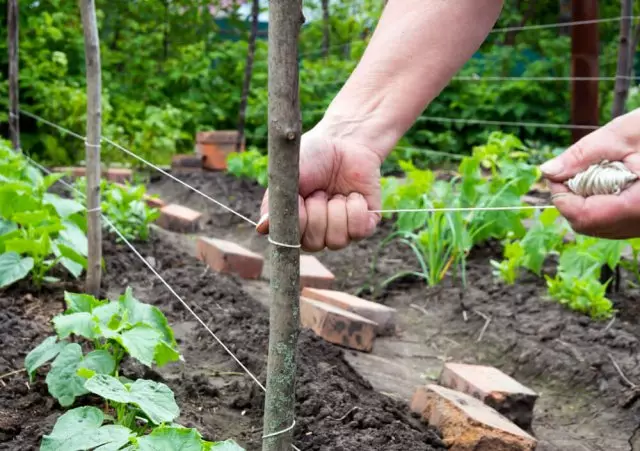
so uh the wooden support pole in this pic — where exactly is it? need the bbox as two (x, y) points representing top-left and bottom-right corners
(8, 0), (20, 151)
(612, 0), (633, 119)
(79, 0), (102, 296)
(262, 0), (303, 450)
(236, 0), (260, 151)
(570, 0), (599, 143)
(321, 0), (330, 57)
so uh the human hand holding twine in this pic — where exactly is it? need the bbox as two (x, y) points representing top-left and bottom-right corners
(542, 108), (640, 239)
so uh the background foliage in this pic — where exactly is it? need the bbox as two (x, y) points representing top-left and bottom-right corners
(0, 0), (639, 168)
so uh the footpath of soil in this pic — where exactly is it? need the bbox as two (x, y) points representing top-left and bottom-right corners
(147, 171), (640, 451)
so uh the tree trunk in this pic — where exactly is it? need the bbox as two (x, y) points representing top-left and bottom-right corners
(321, 0), (330, 57)
(79, 0), (103, 297)
(570, 0), (599, 143)
(8, 0), (20, 151)
(236, 0), (260, 151)
(261, 0), (303, 450)
(627, 18), (640, 79)
(611, 0), (633, 118)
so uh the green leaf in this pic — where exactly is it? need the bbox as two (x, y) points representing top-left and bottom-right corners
(55, 242), (88, 277)
(53, 312), (98, 340)
(58, 221), (88, 256)
(117, 325), (164, 367)
(120, 287), (178, 347)
(209, 439), (245, 450)
(85, 375), (180, 424)
(0, 252), (34, 288)
(154, 341), (181, 367)
(43, 193), (85, 218)
(40, 406), (132, 451)
(11, 210), (51, 225)
(46, 344), (115, 407)
(24, 336), (67, 381)
(0, 218), (17, 236)
(136, 426), (202, 451)
(63, 291), (105, 313)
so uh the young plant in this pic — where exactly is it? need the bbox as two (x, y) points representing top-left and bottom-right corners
(73, 177), (161, 242)
(226, 148), (268, 186)
(25, 287), (181, 407)
(0, 140), (88, 288)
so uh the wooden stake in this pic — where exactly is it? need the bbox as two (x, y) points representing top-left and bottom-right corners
(8, 0), (20, 151)
(80, 0), (102, 296)
(612, 0), (633, 119)
(262, 0), (303, 450)
(321, 0), (330, 57)
(236, 0), (260, 152)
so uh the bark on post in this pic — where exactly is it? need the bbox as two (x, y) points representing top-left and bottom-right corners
(612, 0), (633, 118)
(8, 0), (20, 151)
(236, 0), (260, 151)
(80, 0), (102, 296)
(570, 0), (599, 143)
(321, 0), (330, 57)
(261, 0), (302, 450)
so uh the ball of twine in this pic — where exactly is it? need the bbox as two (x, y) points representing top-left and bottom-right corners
(564, 160), (638, 197)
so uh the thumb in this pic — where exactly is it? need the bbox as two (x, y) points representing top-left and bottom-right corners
(539, 128), (631, 182)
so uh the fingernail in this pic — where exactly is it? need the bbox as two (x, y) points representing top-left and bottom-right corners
(540, 159), (563, 177)
(368, 216), (377, 232)
(257, 213), (268, 226)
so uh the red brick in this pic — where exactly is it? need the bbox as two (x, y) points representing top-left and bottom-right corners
(299, 297), (377, 352)
(144, 194), (165, 209)
(301, 287), (396, 336)
(171, 154), (203, 173)
(411, 384), (537, 451)
(52, 166), (86, 177)
(300, 255), (335, 289)
(157, 204), (202, 233)
(438, 363), (538, 430)
(196, 237), (263, 280)
(106, 168), (133, 183)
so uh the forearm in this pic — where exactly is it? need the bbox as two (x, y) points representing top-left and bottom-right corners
(317, 0), (504, 157)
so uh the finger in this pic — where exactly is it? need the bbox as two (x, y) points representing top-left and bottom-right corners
(326, 194), (349, 250)
(256, 189), (270, 234)
(302, 191), (328, 252)
(256, 194), (308, 240)
(325, 195), (348, 251)
(346, 193), (371, 241)
(540, 128), (633, 182)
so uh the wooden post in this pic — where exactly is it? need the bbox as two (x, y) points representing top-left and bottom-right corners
(80, 0), (102, 296)
(612, 0), (633, 118)
(262, 0), (302, 450)
(8, 0), (20, 151)
(321, 0), (330, 57)
(570, 0), (599, 143)
(236, 0), (260, 151)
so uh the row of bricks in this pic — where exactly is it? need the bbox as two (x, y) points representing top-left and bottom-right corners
(155, 205), (392, 352)
(52, 166), (134, 184)
(412, 362), (539, 450)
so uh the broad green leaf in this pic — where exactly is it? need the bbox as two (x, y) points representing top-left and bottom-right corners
(24, 336), (67, 381)
(0, 252), (34, 288)
(93, 302), (123, 329)
(5, 237), (42, 255)
(120, 287), (177, 347)
(59, 220), (88, 256)
(64, 291), (105, 313)
(41, 173), (65, 191)
(136, 426), (202, 451)
(154, 341), (181, 367)
(85, 375), (180, 424)
(40, 406), (132, 451)
(46, 344), (115, 407)
(117, 325), (164, 367)
(53, 312), (98, 339)
(11, 210), (51, 225)
(209, 439), (245, 450)
(44, 193), (85, 218)
(55, 242), (88, 277)
(0, 218), (17, 236)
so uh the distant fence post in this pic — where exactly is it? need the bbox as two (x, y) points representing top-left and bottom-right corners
(262, 0), (303, 450)
(79, 0), (103, 296)
(8, 0), (20, 151)
(612, 0), (633, 118)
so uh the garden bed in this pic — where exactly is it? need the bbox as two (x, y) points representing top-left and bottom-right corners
(0, 233), (444, 451)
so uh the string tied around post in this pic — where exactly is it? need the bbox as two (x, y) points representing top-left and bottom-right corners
(263, 419), (296, 440)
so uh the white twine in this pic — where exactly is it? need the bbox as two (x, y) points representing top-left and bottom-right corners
(263, 420), (296, 440)
(565, 160), (638, 196)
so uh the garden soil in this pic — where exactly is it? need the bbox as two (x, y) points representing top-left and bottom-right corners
(147, 170), (640, 450)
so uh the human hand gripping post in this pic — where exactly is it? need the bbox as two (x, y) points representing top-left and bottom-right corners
(255, 0), (505, 251)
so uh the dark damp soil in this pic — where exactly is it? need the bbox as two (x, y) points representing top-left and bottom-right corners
(145, 170), (640, 449)
(0, 233), (444, 451)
